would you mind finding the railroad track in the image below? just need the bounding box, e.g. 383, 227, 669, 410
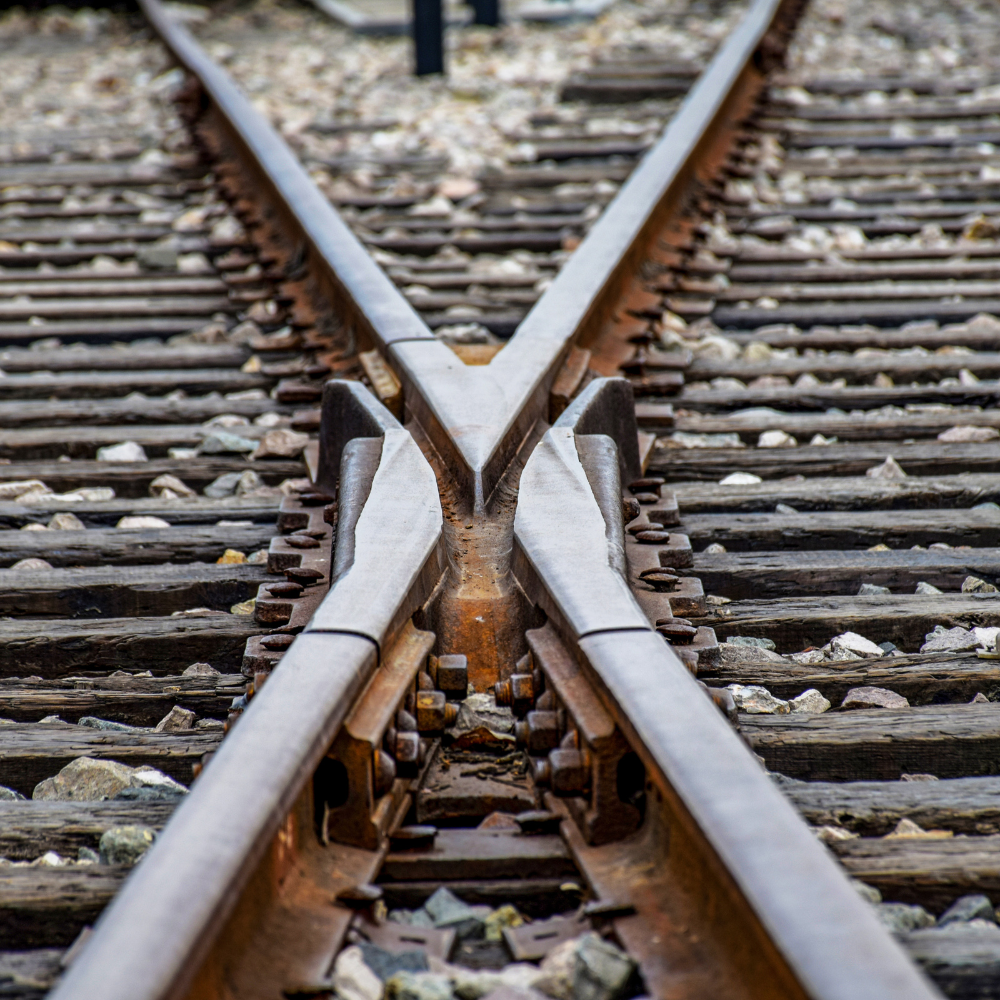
5, 0, 1000, 997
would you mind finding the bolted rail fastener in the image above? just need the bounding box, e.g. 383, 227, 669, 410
494, 672, 536, 717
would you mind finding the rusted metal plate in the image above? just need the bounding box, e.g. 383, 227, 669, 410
415, 746, 537, 825
380, 828, 575, 882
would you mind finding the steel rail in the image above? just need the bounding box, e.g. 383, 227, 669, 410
52, 385, 445, 1000
50, 0, 942, 997
388, 0, 802, 507
142, 0, 800, 514
137, 0, 434, 352
512, 379, 939, 1000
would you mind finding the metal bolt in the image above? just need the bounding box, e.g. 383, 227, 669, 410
261, 633, 295, 651
520, 711, 561, 754
536, 689, 556, 711
494, 673, 535, 716
393, 731, 422, 777
638, 568, 679, 592
655, 618, 698, 644
635, 529, 671, 544
428, 654, 468, 699
533, 757, 551, 786
548, 748, 591, 795
284, 535, 319, 549
415, 690, 449, 732
627, 520, 665, 536
373, 749, 396, 797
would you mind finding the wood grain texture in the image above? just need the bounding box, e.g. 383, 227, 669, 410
687, 351, 1000, 383
0, 395, 285, 429
0, 615, 263, 677
0, 563, 275, 617
694, 593, 1000, 652
650, 440, 1000, 480
700, 651, 1000, 705
0, 425, 228, 461
831, 834, 1000, 913
682, 510, 1000, 551
0, 458, 304, 496
900, 924, 1000, 999
0, 800, 177, 859
672, 408, 1000, 443
0, 672, 245, 725
0, 866, 128, 948
744, 704, 1000, 781
672, 473, 1000, 513
674, 382, 1000, 414
0, 722, 221, 795
778, 774, 1000, 836
0, 369, 265, 400
0, 525, 276, 567
0, 344, 248, 372
0, 497, 277, 529
692, 547, 1000, 599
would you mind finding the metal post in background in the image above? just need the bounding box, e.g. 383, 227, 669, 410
468, 0, 499, 26
412, 0, 444, 75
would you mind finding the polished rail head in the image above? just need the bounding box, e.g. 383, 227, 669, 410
578, 631, 940, 1000
50, 388, 443, 1000
307, 425, 445, 648
137, 0, 434, 351
50, 632, 379, 1000
139, 0, 794, 521
514, 399, 942, 1000
59, 2, 944, 998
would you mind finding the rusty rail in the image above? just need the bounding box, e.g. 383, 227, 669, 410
52, 385, 445, 1000
512, 380, 935, 999
52, 0, 941, 997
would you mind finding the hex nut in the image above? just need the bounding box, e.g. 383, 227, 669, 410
394, 731, 422, 777
432, 654, 468, 699
373, 749, 396, 797
415, 690, 448, 733
548, 748, 591, 796
495, 673, 536, 717
524, 710, 561, 754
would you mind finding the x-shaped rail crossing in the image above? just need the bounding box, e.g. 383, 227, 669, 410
52, 4, 939, 998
